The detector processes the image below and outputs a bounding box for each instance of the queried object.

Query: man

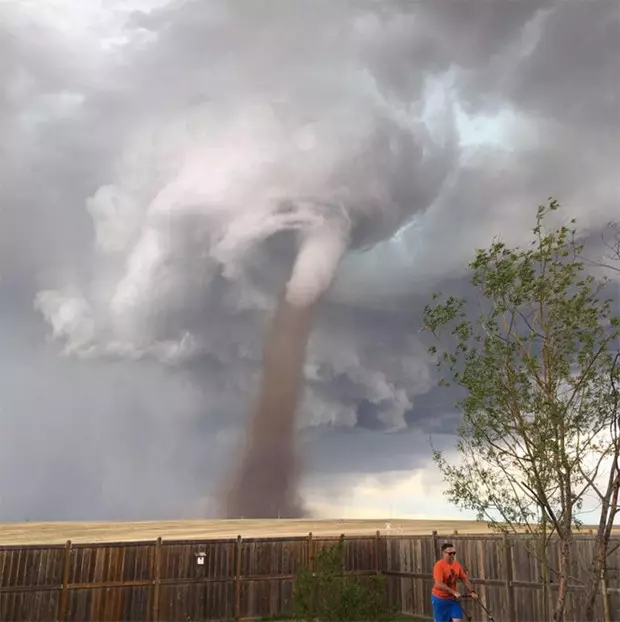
[431,542,478,622]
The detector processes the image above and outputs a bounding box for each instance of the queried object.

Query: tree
[292,538,392,621]
[601,221,620,273]
[422,200,620,621]
[587,220,620,278]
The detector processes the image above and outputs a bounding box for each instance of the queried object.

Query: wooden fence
[386,532,620,621]
[1,531,619,621]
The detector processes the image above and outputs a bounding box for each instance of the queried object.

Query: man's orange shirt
[432,559,467,599]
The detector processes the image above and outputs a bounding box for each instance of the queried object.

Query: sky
[0,0,619,522]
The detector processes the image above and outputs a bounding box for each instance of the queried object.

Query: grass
[0,518,494,545]
[232,620,432,622]
[5,516,617,546]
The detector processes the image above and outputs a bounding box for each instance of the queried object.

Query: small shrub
[292,538,396,621]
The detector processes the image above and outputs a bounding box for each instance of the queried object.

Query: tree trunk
[540,507,550,622]
[583,551,603,622]
[584,465,620,620]
[582,523,614,622]
[553,537,571,622]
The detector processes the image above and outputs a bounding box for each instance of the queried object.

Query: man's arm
[459,568,478,598]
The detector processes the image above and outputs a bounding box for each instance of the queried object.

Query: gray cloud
[0,291,212,520]
[0,0,618,520]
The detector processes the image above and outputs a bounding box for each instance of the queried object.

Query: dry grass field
[3,518,616,545]
[0,518,494,545]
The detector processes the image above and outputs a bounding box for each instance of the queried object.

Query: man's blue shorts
[431,594,464,621]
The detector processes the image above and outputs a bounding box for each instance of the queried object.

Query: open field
[0,518,495,545]
[2,517,617,545]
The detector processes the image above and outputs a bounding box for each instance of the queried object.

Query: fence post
[431,531,440,560]
[375,530,381,573]
[307,532,313,572]
[56,539,72,622]
[234,535,242,621]
[152,537,162,621]
[503,532,516,622]
[476,539,488,620]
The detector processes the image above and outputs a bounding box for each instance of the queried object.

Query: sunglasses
[445,551,456,556]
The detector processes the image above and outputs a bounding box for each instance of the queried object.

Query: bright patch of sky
[13,0,168,50]
[456,104,522,150]
[304,464,474,521]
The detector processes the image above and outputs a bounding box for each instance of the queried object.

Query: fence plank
[476,538,488,621]
[235,535,242,621]
[431,530,440,559]
[56,540,71,622]
[504,533,515,622]
[151,537,161,622]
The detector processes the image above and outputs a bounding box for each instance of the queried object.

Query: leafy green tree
[292,538,393,622]
[422,200,620,621]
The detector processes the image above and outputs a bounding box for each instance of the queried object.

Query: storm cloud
[0,0,618,520]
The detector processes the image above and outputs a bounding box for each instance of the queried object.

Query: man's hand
[453,591,461,599]
[469,591,478,600]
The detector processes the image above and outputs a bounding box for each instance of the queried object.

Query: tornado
[224,221,349,518]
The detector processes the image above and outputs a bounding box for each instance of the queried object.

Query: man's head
[441,542,456,564]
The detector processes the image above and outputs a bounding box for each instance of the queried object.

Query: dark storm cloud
[302,426,451,477]
[332,1,619,303]
[0,0,618,519]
